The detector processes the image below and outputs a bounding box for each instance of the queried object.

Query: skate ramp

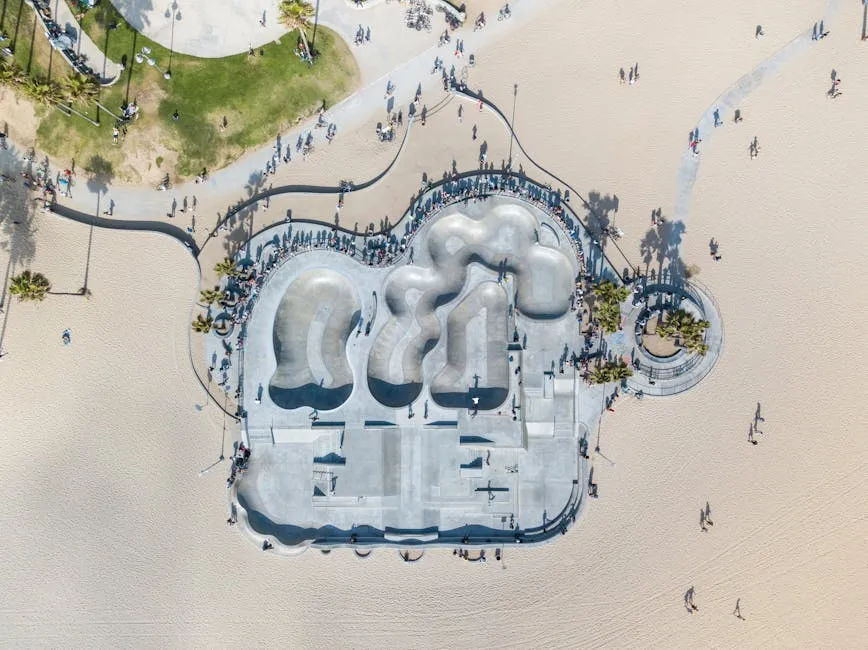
[269,269,360,410]
[368,204,574,408]
[431,281,509,409]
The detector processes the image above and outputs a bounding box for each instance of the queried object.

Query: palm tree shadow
[221,171,268,259]
[84,154,114,196]
[0,144,38,300]
[637,215,690,282]
[582,190,619,277]
[0,143,38,350]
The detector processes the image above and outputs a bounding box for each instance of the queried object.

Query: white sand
[1,0,867,645]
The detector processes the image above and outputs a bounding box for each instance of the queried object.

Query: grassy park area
[0,0,72,82]
[2,1,358,181]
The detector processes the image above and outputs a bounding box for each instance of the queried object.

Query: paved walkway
[110,0,429,62]
[51,0,123,83]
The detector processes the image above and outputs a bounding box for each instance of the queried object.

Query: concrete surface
[232,192,599,548]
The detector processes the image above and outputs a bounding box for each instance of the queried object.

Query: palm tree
[593,280,630,334]
[656,308,710,356]
[590,360,633,385]
[9,270,51,301]
[279,0,315,60]
[279,0,314,29]
[213,257,238,279]
[24,77,62,105]
[0,59,25,85]
[199,286,223,306]
[192,314,214,333]
[594,280,629,304]
[61,73,99,106]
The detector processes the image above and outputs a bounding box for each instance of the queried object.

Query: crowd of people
[225,443,251,488]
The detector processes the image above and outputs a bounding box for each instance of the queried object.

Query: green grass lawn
[1,0,73,83]
[6,1,358,181]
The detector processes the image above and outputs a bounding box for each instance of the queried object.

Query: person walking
[733,598,744,619]
[749,137,760,159]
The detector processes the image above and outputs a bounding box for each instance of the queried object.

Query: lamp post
[166,4,180,78]
[135,46,171,80]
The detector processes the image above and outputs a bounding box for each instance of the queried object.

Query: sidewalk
[51,0,123,84]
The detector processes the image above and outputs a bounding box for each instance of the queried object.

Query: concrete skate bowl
[430,282,509,409]
[368,203,576,409]
[269,269,361,411]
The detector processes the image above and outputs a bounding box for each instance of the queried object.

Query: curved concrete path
[49,0,123,84]
[110,0,430,63]
[673,0,845,230]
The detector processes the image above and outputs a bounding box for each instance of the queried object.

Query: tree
[0,59,25,85]
[590,360,633,385]
[656,308,710,356]
[199,286,223,306]
[592,280,630,334]
[9,270,51,301]
[23,77,62,105]
[61,73,99,105]
[213,257,239,279]
[279,0,314,29]
[279,0,315,60]
[191,314,214,333]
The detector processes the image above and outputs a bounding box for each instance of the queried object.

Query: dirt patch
[0,88,40,148]
[642,314,679,358]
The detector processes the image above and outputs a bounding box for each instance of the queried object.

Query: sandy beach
[1,0,867,645]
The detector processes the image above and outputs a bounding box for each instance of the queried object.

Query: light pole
[166,5,180,78]
[135,46,171,80]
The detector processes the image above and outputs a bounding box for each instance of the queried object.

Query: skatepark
[232,191,596,550]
